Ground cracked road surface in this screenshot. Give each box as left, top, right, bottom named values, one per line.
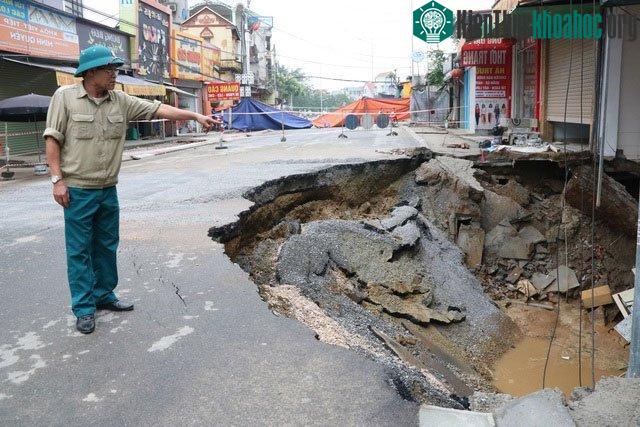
left=0, top=128, right=422, bottom=425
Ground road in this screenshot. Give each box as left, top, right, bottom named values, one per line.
left=0, top=127, right=422, bottom=425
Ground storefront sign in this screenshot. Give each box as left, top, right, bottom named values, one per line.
left=77, top=22, right=130, bottom=66
left=171, top=31, right=202, bottom=81
left=461, top=38, right=513, bottom=130
left=137, top=2, right=169, bottom=82
left=206, top=82, right=240, bottom=101
left=0, top=0, right=79, bottom=60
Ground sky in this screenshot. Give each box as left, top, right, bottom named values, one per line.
left=83, top=0, right=494, bottom=91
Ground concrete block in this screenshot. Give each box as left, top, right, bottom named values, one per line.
left=494, top=388, right=574, bottom=427
left=419, top=405, right=495, bottom=427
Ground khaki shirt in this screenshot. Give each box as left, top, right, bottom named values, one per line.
left=43, top=83, right=161, bottom=189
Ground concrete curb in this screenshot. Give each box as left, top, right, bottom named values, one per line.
left=399, top=125, right=427, bottom=148
left=122, top=129, right=275, bottom=162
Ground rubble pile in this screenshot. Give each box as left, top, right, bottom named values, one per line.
left=209, top=153, right=635, bottom=407
left=410, top=157, right=635, bottom=306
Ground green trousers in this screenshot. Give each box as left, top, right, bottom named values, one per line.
left=64, top=186, right=120, bottom=317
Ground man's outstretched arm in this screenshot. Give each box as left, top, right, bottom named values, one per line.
left=155, top=104, right=216, bottom=131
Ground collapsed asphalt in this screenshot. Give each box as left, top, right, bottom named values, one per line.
left=0, top=128, right=423, bottom=425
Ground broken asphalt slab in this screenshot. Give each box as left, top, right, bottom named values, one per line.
left=494, top=389, right=574, bottom=427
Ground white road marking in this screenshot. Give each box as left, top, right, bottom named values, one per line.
left=82, top=393, right=102, bottom=402
left=7, top=355, right=46, bottom=384
left=147, top=326, right=194, bottom=352
left=204, top=301, right=219, bottom=311
left=164, top=252, right=184, bottom=269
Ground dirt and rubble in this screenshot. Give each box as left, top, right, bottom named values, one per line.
left=208, top=149, right=637, bottom=413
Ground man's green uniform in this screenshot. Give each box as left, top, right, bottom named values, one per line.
left=44, top=57, right=160, bottom=317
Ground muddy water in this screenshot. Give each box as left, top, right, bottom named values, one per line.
left=492, top=337, right=622, bottom=397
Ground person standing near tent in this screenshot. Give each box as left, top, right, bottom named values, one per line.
left=43, top=46, right=216, bottom=334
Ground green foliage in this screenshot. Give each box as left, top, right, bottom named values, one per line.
left=426, top=50, right=445, bottom=86
left=276, top=64, right=352, bottom=111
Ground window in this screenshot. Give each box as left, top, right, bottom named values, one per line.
left=64, top=0, right=83, bottom=17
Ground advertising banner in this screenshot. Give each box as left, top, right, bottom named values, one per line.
left=201, top=42, right=220, bottom=81
left=171, top=31, right=202, bottom=80
left=77, top=22, right=131, bottom=66
left=0, top=0, right=79, bottom=61
left=206, top=82, right=240, bottom=101
left=137, top=1, right=169, bottom=82
left=118, top=0, right=136, bottom=36
left=461, top=38, right=513, bottom=130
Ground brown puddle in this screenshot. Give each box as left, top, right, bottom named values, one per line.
left=492, top=337, right=623, bottom=397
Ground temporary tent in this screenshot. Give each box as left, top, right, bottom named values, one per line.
left=313, top=97, right=410, bottom=128
left=223, top=98, right=312, bottom=131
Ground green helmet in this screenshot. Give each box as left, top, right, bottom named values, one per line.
left=74, top=45, right=125, bottom=77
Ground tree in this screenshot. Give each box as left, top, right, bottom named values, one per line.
left=426, top=50, right=446, bottom=86
left=275, top=64, right=353, bottom=111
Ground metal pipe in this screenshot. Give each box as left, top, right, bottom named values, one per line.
left=596, top=10, right=609, bottom=207
left=628, top=197, right=640, bottom=378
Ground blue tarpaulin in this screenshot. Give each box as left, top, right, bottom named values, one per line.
left=222, top=98, right=312, bottom=131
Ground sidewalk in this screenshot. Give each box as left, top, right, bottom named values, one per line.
left=0, top=129, right=273, bottom=185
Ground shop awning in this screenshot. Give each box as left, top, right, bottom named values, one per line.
left=116, top=75, right=166, bottom=97
left=165, top=86, right=197, bottom=97
left=3, top=58, right=165, bottom=97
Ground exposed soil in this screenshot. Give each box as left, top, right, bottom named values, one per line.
left=208, top=151, right=633, bottom=407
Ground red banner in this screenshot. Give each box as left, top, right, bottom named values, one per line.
left=206, top=82, right=240, bottom=101
left=462, top=38, right=513, bottom=130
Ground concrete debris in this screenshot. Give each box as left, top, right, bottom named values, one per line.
left=547, top=265, right=580, bottom=293
left=569, top=376, right=640, bottom=426
left=614, top=315, right=632, bottom=342
left=505, top=266, right=524, bottom=284
left=498, top=236, right=532, bottom=260
left=518, top=225, right=546, bottom=246
left=530, top=273, right=555, bottom=292
left=484, top=220, right=519, bottom=260
left=493, top=180, right=530, bottom=206
left=361, top=219, right=388, bottom=234
left=391, top=221, right=421, bottom=248
left=469, top=391, right=514, bottom=413
left=366, top=286, right=452, bottom=324
left=415, top=157, right=484, bottom=199
left=380, top=206, right=419, bottom=230
left=456, top=224, right=485, bottom=268
left=516, top=279, right=538, bottom=298
left=396, top=196, right=422, bottom=209
left=494, top=389, right=574, bottom=427
left=419, top=405, right=495, bottom=427
left=481, top=190, right=524, bottom=232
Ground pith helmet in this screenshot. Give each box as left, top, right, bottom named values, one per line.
left=75, top=45, right=125, bottom=77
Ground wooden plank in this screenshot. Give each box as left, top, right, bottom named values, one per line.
left=581, top=285, right=613, bottom=309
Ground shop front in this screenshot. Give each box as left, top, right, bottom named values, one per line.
left=460, top=38, right=514, bottom=133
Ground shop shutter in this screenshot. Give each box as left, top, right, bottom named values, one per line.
left=546, top=39, right=596, bottom=124
left=0, top=60, right=57, bottom=156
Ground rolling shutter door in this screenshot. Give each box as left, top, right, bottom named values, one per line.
left=0, top=60, right=57, bottom=156
left=546, top=39, right=596, bottom=124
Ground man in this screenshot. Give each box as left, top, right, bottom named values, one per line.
left=43, top=45, right=216, bottom=334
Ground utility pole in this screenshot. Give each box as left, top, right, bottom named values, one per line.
left=410, top=0, right=414, bottom=78
left=628, top=199, right=640, bottom=378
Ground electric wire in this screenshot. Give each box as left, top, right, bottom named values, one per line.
left=543, top=0, right=574, bottom=389
left=577, top=0, right=585, bottom=388
left=590, top=0, right=598, bottom=388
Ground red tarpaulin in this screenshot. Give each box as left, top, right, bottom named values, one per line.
left=313, top=97, right=410, bottom=128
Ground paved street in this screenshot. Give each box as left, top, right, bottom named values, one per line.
left=0, top=127, right=422, bottom=425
